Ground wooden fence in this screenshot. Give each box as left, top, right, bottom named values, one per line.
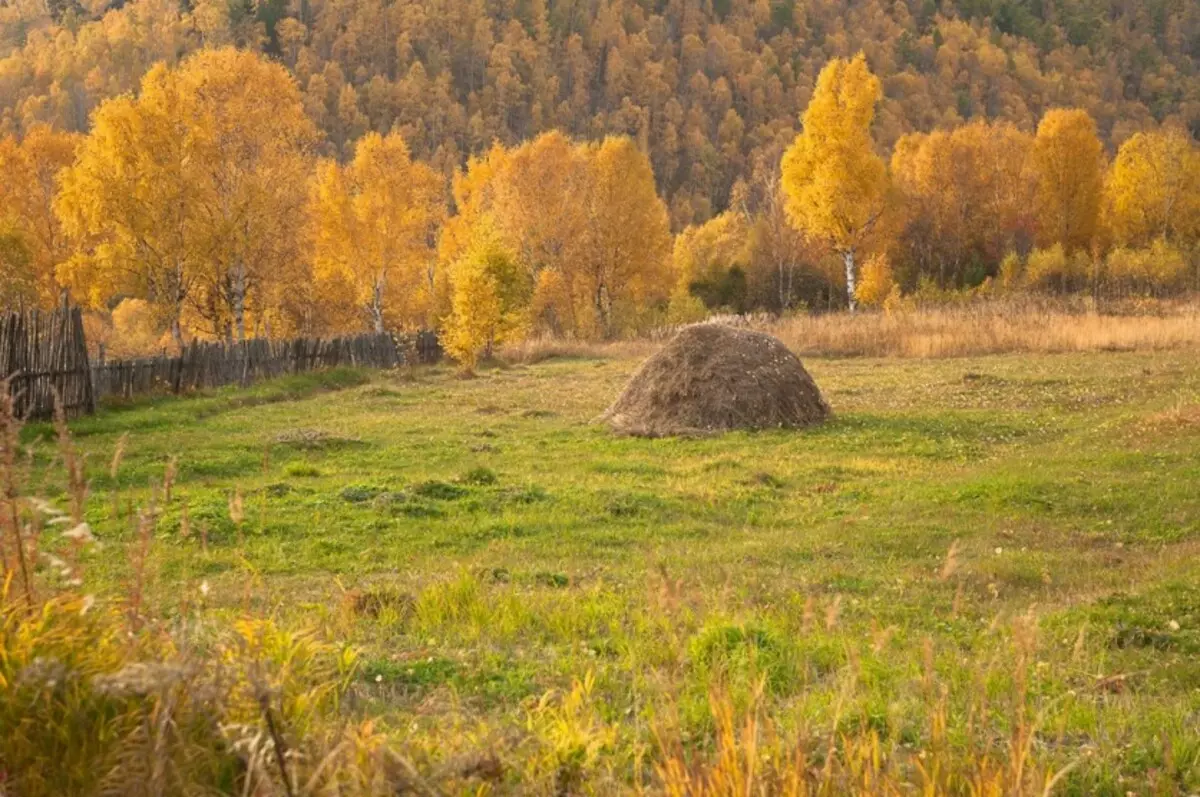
left=91, top=333, right=406, bottom=400
left=2, top=303, right=441, bottom=419
left=0, top=303, right=94, bottom=419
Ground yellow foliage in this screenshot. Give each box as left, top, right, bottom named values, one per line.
left=998, top=252, right=1024, bottom=291
left=0, top=126, right=79, bottom=308
left=56, top=49, right=317, bottom=344
left=311, top=131, right=444, bottom=333
left=444, top=260, right=501, bottom=371
left=1024, top=244, right=1092, bottom=292
left=1033, top=109, right=1104, bottom=253
left=578, top=136, right=673, bottom=337
left=891, top=121, right=1036, bottom=286
left=490, top=131, right=589, bottom=276
left=443, top=223, right=528, bottom=368
left=438, top=144, right=510, bottom=272
left=781, top=53, right=889, bottom=309
left=672, top=212, right=749, bottom=289
left=1104, top=240, right=1191, bottom=295
left=855, top=251, right=895, bottom=307
left=1105, top=127, right=1200, bottom=248
left=440, top=133, right=670, bottom=340
left=109, top=298, right=168, bottom=358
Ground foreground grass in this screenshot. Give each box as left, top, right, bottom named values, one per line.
left=7, top=347, right=1200, bottom=793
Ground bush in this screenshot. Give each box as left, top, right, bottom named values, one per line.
left=855, top=252, right=895, bottom=307
left=998, top=251, right=1023, bottom=290
left=1024, top=244, right=1091, bottom=293
left=1104, top=240, right=1190, bottom=296
left=666, top=283, right=708, bottom=325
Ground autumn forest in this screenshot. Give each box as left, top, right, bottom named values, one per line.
left=1, top=0, right=1199, bottom=361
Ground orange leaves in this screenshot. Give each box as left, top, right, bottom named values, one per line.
left=1032, top=109, right=1104, bottom=253
left=891, top=120, right=1036, bottom=287
left=56, top=49, right=316, bottom=343
left=441, top=131, right=671, bottom=345
left=310, top=132, right=444, bottom=332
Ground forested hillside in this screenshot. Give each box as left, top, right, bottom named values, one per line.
left=1, top=0, right=1197, bottom=227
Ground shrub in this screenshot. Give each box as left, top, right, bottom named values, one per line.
left=666, top=283, right=708, bottom=325
left=1024, top=244, right=1091, bottom=292
left=1104, top=240, right=1190, bottom=296
left=687, top=621, right=795, bottom=694
left=855, top=251, right=896, bottom=307
left=444, top=226, right=530, bottom=370
left=998, top=251, right=1023, bottom=290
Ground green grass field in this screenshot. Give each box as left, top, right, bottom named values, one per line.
left=20, top=348, right=1200, bottom=792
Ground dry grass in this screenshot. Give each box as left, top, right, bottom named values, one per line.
left=497, top=336, right=660, bottom=364
left=500, top=299, right=1200, bottom=364
left=771, top=298, right=1200, bottom=358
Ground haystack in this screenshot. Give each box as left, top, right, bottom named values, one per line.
left=600, top=324, right=830, bottom=437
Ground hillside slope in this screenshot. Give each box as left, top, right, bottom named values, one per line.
left=0, top=0, right=1196, bottom=226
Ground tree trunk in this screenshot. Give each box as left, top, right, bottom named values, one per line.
left=370, top=276, right=386, bottom=333
left=595, top=281, right=611, bottom=339
left=231, top=261, right=247, bottom=342
left=170, top=316, right=184, bottom=351
left=843, top=249, right=858, bottom=313
left=778, top=258, right=787, bottom=313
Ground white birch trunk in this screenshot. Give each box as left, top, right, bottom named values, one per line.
left=843, top=248, right=858, bottom=313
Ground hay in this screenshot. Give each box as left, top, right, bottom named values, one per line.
left=600, top=324, right=830, bottom=437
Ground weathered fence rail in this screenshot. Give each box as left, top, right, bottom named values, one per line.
left=91, top=333, right=406, bottom=399
left=2, top=303, right=441, bottom=419
left=0, top=303, right=94, bottom=419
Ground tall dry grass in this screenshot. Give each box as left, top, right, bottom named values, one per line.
left=502, top=298, right=1200, bottom=363
left=772, top=298, right=1200, bottom=358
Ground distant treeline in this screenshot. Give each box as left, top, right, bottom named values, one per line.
left=0, top=46, right=1196, bottom=368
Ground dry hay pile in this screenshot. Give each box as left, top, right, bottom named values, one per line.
left=600, top=324, right=830, bottom=437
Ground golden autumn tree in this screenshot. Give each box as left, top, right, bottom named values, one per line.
left=1105, top=127, right=1200, bottom=248
left=891, top=121, right=1036, bottom=287
left=490, top=131, right=589, bottom=278
left=1032, top=109, right=1104, bottom=253
left=56, top=80, right=196, bottom=347
left=311, top=132, right=444, bottom=333
left=577, top=136, right=672, bottom=337
left=439, top=133, right=670, bottom=340
left=781, top=53, right=889, bottom=311
left=58, top=49, right=317, bottom=344
left=443, top=134, right=589, bottom=334
left=439, top=145, right=509, bottom=278
left=435, top=144, right=510, bottom=323
left=443, top=221, right=529, bottom=370
left=175, top=49, right=318, bottom=341
left=0, top=126, right=79, bottom=308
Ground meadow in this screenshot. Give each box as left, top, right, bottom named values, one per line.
left=5, top=335, right=1200, bottom=794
